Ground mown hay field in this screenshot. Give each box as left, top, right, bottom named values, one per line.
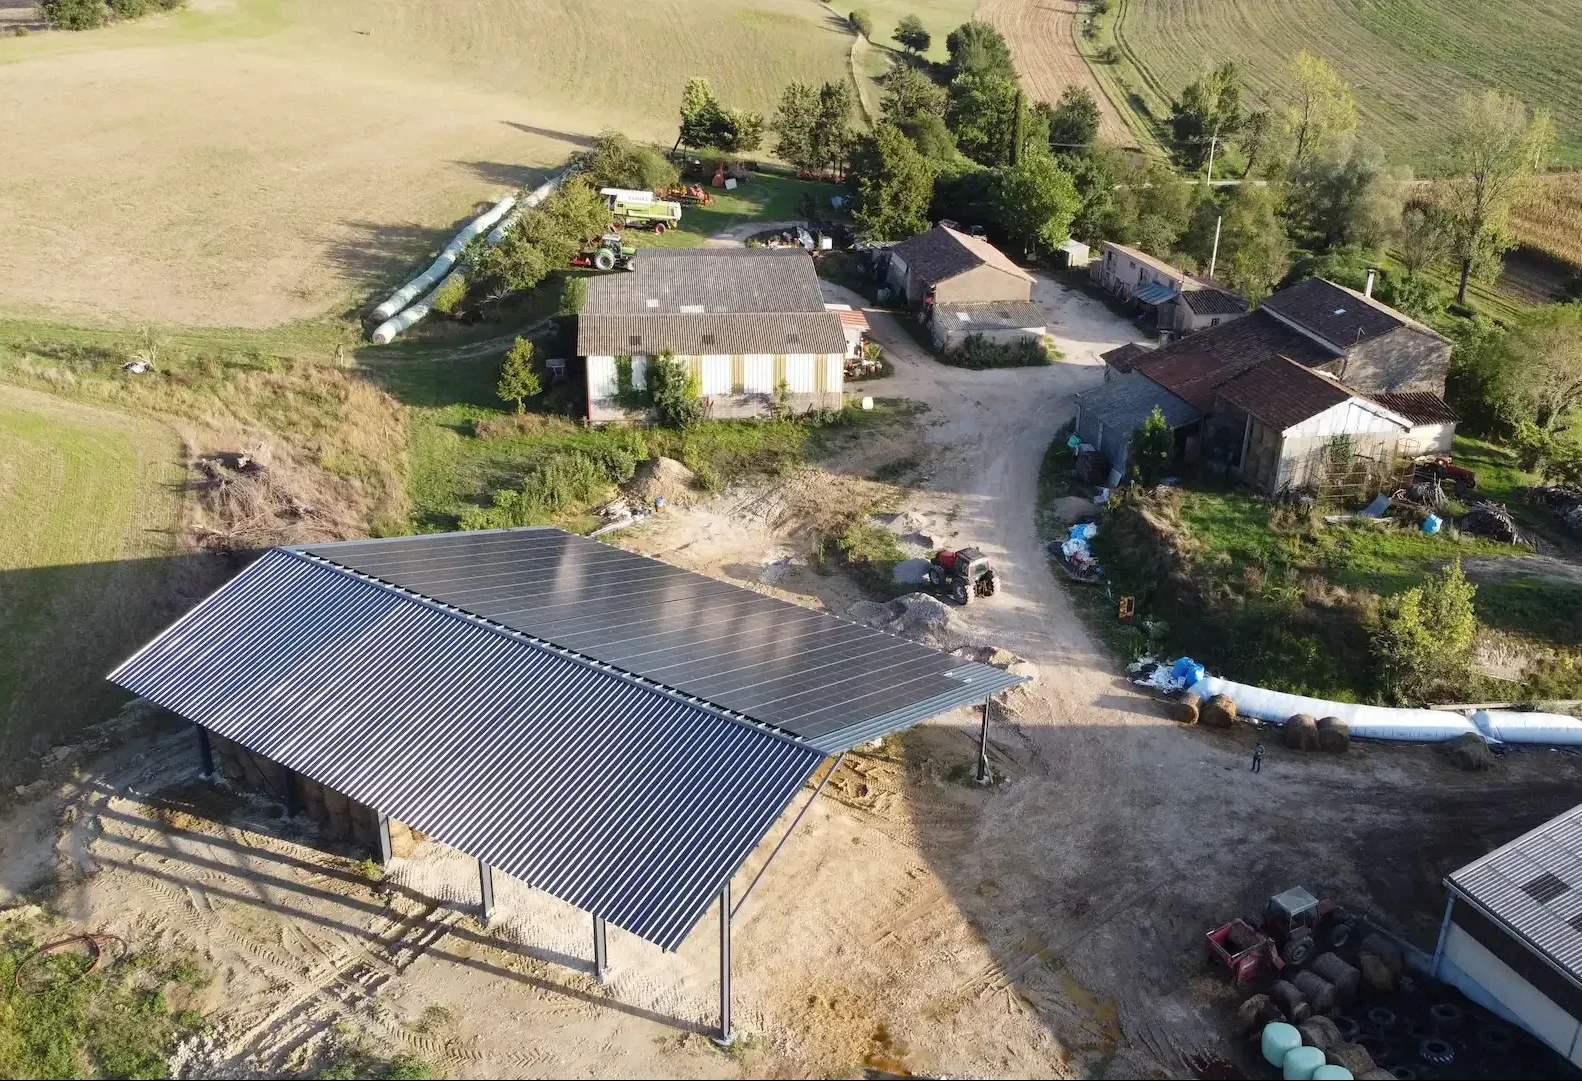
left=1515, top=172, right=1582, bottom=267
left=0, top=385, right=188, bottom=777
left=1097, top=0, right=1582, bottom=168
left=0, top=0, right=854, bottom=328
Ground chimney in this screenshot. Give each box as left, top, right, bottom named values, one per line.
left=1364, top=268, right=1377, bottom=299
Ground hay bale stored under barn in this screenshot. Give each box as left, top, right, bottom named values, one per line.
left=1201, top=694, right=1239, bottom=728
left=1359, top=952, right=1395, bottom=992
left=1316, top=716, right=1350, bottom=753
left=1284, top=714, right=1320, bottom=750
left=1361, top=933, right=1404, bottom=979
left=1173, top=691, right=1201, bottom=724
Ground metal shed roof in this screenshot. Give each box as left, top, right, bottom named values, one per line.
left=110, top=548, right=823, bottom=951
left=109, top=529, right=1025, bottom=951
left=1447, top=802, right=1582, bottom=986
left=297, top=529, right=1022, bottom=752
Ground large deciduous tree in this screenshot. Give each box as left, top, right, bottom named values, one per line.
left=850, top=123, right=939, bottom=240
left=945, top=20, right=1017, bottom=81
left=677, top=76, right=764, bottom=153
left=1169, top=61, right=1245, bottom=172
left=1215, top=183, right=1291, bottom=302
left=994, top=151, right=1080, bottom=255
left=1285, top=147, right=1406, bottom=252
left=573, top=130, right=679, bottom=192
left=893, top=14, right=931, bottom=54
left=1047, top=85, right=1102, bottom=150
left=1438, top=88, right=1554, bottom=305
left=882, top=64, right=948, bottom=125
left=947, top=71, right=1020, bottom=166
left=1280, top=51, right=1357, bottom=167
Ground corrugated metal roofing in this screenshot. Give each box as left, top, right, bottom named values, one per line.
left=583, top=248, right=825, bottom=316
left=1133, top=282, right=1178, bottom=306
left=576, top=311, right=847, bottom=357
left=297, top=529, right=1024, bottom=752
left=1075, top=371, right=1201, bottom=431
left=1448, top=802, right=1582, bottom=986
left=109, top=548, right=823, bottom=951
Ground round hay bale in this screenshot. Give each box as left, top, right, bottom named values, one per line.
left=1310, top=952, right=1360, bottom=1005
left=1284, top=714, right=1321, bottom=751
left=1316, top=716, right=1350, bottom=753
left=1325, top=1043, right=1376, bottom=1076
left=1439, top=731, right=1496, bottom=771
left=387, top=818, right=417, bottom=858
left=1173, top=691, right=1201, bottom=725
left=1293, top=969, right=1338, bottom=1015
left=1361, top=934, right=1404, bottom=979
left=1235, top=993, right=1275, bottom=1036
left=1358, top=952, right=1394, bottom=993
left=1201, top=694, right=1239, bottom=728
left=1298, top=1015, right=1344, bottom=1051
left=1269, top=979, right=1311, bottom=1023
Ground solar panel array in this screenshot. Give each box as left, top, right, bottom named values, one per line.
left=300, top=528, right=1022, bottom=751
left=1449, top=803, right=1582, bottom=982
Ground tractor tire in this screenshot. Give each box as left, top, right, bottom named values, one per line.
left=594, top=250, right=615, bottom=271
left=1286, top=934, right=1315, bottom=966
left=977, top=573, right=998, bottom=598
left=653, top=222, right=668, bottom=234
left=953, top=581, right=970, bottom=605
left=1329, top=922, right=1353, bottom=950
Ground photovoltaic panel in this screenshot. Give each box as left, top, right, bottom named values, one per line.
left=300, top=528, right=1023, bottom=751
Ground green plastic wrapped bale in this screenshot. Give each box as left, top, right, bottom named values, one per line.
left=1282, top=1045, right=1325, bottom=1080
left=1263, top=1022, right=1302, bottom=1067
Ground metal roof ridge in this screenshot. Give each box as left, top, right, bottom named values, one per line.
left=281, top=547, right=816, bottom=753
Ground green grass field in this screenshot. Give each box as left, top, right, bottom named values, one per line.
left=1093, top=0, right=1582, bottom=168
left=0, top=385, right=190, bottom=783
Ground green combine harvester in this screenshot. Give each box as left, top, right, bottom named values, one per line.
left=600, top=187, right=683, bottom=234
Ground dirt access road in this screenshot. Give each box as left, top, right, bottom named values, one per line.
left=4, top=281, right=1581, bottom=1078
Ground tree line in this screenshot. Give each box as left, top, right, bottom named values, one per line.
left=39, top=0, right=183, bottom=29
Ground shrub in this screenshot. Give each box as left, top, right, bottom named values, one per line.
left=496, top=337, right=543, bottom=413
left=849, top=9, right=873, bottom=39
left=942, top=333, right=1050, bottom=369
left=558, top=276, right=588, bottom=316
left=429, top=274, right=468, bottom=315
left=1372, top=560, right=1477, bottom=704
left=648, top=351, right=704, bottom=430
left=1133, top=406, right=1174, bottom=485
left=40, top=0, right=108, bottom=29
left=838, top=520, right=906, bottom=591
left=459, top=451, right=614, bottom=529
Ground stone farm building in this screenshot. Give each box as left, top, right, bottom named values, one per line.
left=885, top=225, right=1045, bottom=350
left=578, top=248, right=846, bottom=424
left=1090, top=241, right=1248, bottom=337
left=1075, top=277, right=1457, bottom=490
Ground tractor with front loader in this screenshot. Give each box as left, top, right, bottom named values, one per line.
left=926, top=548, right=998, bottom=605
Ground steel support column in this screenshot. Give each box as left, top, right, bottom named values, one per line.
left=195, top=725, right=215, bottom=777
left=377, top=813, right=393, bottom=865
left=593, top=915, right=608, bottom=982
left=977, top=698, right=991, bottom=782
left=716, top=881, right=732, bottom=1045
left=282, top=767, right=300, bottom=817
left=478, top=861, right=495, bottom=924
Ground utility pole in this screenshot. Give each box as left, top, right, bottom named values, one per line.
left=1204, top=135, right=1219, bottom=187
left=1208, top=215, right=1223, bottom=280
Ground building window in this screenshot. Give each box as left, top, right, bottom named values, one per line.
left=1211, top=317, right=1221, bottom=326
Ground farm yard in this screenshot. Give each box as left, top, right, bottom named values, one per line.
left=1085, top=0, right=1582, bottom=168
left=0, top=0, right=854, bottom=327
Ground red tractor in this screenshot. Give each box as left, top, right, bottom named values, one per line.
left=927, top=548, right=998, bottom=605
left=1206, top=886, right=1355, bottom=989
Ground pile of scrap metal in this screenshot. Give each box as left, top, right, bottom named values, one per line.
left=1459, top=501, right=1523, bottom=544
left=1520, top=484, right=1582, bottom=537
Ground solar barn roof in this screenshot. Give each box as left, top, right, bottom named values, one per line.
left=1447, top=802, right=1582, bottom=986
left=299, top=529, right=1022, bottom=752
left=110, top=528, right=1025, bottom=951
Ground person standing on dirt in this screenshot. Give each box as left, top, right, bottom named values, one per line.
left=1251, top=743, right=1265, bottom=773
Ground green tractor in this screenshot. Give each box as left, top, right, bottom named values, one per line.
left=573, top=234, right=636, bottom=272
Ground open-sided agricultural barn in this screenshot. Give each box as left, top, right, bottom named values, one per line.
left=108, top=528, right=1024, bottom=1038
